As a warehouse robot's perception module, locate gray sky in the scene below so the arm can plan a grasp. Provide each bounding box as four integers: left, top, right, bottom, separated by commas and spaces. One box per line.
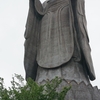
0, 0, 100, 88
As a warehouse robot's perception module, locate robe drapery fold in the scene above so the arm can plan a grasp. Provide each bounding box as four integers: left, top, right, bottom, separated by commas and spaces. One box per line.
24, 0, 95, 81
37, 0, 75, 68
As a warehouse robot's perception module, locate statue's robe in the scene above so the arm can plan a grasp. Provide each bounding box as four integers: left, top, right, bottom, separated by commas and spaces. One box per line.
24, 0, 96, 81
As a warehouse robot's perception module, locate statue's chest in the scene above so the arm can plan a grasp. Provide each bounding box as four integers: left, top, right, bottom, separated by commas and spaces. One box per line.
40, 0, 70, 36
45, 0, 69, 12
37, 0, 74, 68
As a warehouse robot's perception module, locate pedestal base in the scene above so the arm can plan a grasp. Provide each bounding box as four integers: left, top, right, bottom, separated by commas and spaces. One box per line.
41, 79, 100, 100
58, 80, 100, 100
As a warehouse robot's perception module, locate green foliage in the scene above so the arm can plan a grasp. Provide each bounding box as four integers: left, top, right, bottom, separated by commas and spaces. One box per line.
0, 74, 71, 100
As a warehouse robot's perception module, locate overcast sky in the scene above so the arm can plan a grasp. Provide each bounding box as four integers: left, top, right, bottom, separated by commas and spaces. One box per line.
0, 0, 100, 88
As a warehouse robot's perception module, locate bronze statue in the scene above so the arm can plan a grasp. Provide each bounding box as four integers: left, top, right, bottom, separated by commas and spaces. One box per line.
24, 0, 96, 84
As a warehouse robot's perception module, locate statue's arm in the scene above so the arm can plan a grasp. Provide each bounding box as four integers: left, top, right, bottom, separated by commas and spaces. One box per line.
71, 0, 96, 80
71, 0, 89, 42
24, 0, 39, 80
24, 0, 36, 39
24, 0, 44, 39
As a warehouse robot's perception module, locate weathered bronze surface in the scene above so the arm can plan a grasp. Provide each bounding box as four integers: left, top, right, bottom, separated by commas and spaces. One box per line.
24, 0, 96, 83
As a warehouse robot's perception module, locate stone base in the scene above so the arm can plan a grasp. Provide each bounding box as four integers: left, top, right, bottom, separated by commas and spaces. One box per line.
57, 80, 100, 100
41, 79, 100, 100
